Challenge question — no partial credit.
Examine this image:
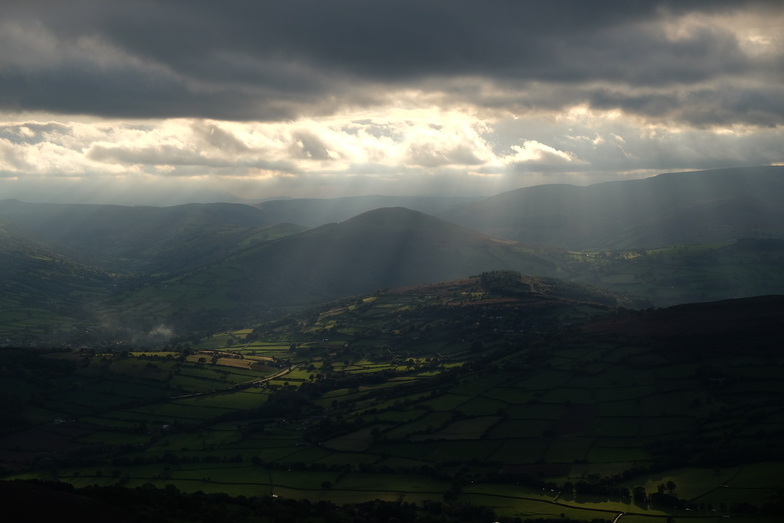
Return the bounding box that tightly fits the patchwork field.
[2,279,783,521]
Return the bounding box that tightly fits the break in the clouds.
[0,0,782,201]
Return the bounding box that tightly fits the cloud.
[290,131,334,161]
[0,1,782,200]
[191,121,250,154]
[0,1,780,127]
[0,138,33,171]
[88,143,235,168]
[408,142,485,168]
[507,141,583,166]
[1,104,781,202]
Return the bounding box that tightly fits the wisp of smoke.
[148,325,174,339]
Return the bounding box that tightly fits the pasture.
[3,279,783,522]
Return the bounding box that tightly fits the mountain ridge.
[92,207,572,334]
[255,195,482,227]
[0,200,296,273]
[438,166,784,249]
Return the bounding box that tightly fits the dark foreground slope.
[441,166,784,250]
[0,481,133,523]
[584,294,784,352]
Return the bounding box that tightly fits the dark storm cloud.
[0,55,330,121]
[1,0,782,125]
[586,85,784,128]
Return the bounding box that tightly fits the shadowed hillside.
[109,208,569,328]
[584,294,784,352]
[0,219,114,334]
[256,195,480,227]
[199,207,565,303]
[0,200,300,273]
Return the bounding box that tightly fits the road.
[169,365,297,401]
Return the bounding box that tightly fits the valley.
[1,167,783,522]
[2,279,782,521]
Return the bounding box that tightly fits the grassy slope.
[0,212,307,340]
[3,287,782,520]
[107,234,784,332]
[564,239,784,306]
[0,220,114,337]
[29,222,784,340]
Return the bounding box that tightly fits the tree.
[633,486,647,503]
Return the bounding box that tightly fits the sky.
[0,0,783,203]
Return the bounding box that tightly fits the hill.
[0,202,307,343]
[0,219,115,339]
[15,207,784,341]
[3,200,783,343]
[584,294,784,351]
[0,200,297,274]
[562,238,784,306]
[106,208,572,330]
[440,166,784,250]
[256,195,480,227]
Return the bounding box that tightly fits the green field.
[2,276,784,522]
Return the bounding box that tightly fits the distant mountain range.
[5,166,781,264]
[439,166,784,249]
[1,166,783,341]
